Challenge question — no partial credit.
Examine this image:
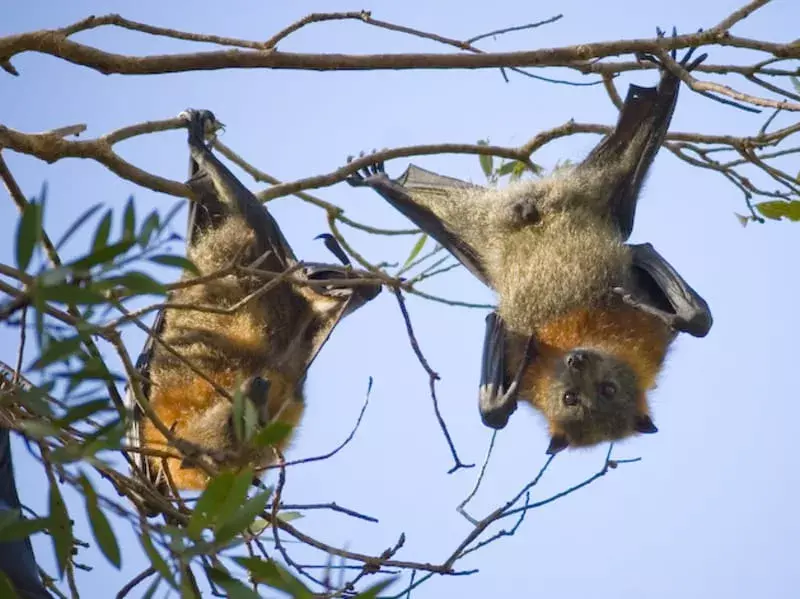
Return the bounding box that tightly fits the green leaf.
[353,577,397,598]
[791,76,800,94]
[149,254,200,276]
[205,567,262,599]
[734,212,750,227]
[55,203,103,251]
[235,557,312,598]
[141,576,161,599]
[139,531,174,587]
[48,480,72,577]
[80,476,121,568]
[105,271,165,295]
[232,388,259,444]
[0,571,21,599]
[755,200,800,222]
[122,196,136,241]
[212,469,258,540]
[277,511,304,523]
[253,421,293,448]
[479,153,493,179]
[403,234,428,268]
[31,335,83,369]
[15,200,40,272]
[187,470,237,538]
[139,211,160,248]
[0,513,50,542]
[18,421,61,439]
[214,488,272,543]
[69,239,136,272]
[92,210,113,253]
[38,284,107,305]
[57,398,111,426]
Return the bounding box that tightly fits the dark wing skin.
[619,242,712,337]
[183,110,296,270]
[0,364,52,598]
[579,48,706,241]
[479,312,537,429]
[347,162,490,287]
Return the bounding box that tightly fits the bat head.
[542,347,656,454]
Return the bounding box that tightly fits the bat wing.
[625,242,712,337]
[284,264,381,376]
[479,312,536,429]
[580,56,689,241]
[123,307,167,495]
[349,163,491,287]
[183,109,296,271]
[0,365,53,598]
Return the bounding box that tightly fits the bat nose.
[566,350,589,371]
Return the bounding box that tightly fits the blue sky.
[1,1,798,597]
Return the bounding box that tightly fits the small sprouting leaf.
[232,389,259,445]
[138,211,160,248]
[214,488,272,543]
[791,76,800,93]
[48,480,72,577]
[205,567,262,599]
[122,196,136,241]
[755,200,800,222]
[403,234,428,268]
[252,421,293,448]
[149,254,200,275]
[15,200,40,272]
[80,476,121,568]
[56,203,103,251]
[479,154,493,179]
[235,557,312,598]
[353,578,397,598]
[734,212,750,227]
[277,511,304,523]
[92,210,113,253]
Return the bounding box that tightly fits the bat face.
[536,348,648,449]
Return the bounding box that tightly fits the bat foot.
[637,27,707,73]
[179,109,220,147]
[345,152,389,188]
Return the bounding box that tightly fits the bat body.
[348,48,711,453]
[126,110,380,496]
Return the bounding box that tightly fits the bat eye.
[562,390,579,407]
[599,381,617,400]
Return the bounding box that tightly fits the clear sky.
[1,1,798,597]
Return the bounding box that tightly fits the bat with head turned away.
[125,109,381,504]
[347,42,712,455]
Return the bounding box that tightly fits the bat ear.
[634,414,658,434]
[546,434,569,455]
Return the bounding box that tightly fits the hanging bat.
[125,109,381,499]
[346,45,712,454]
